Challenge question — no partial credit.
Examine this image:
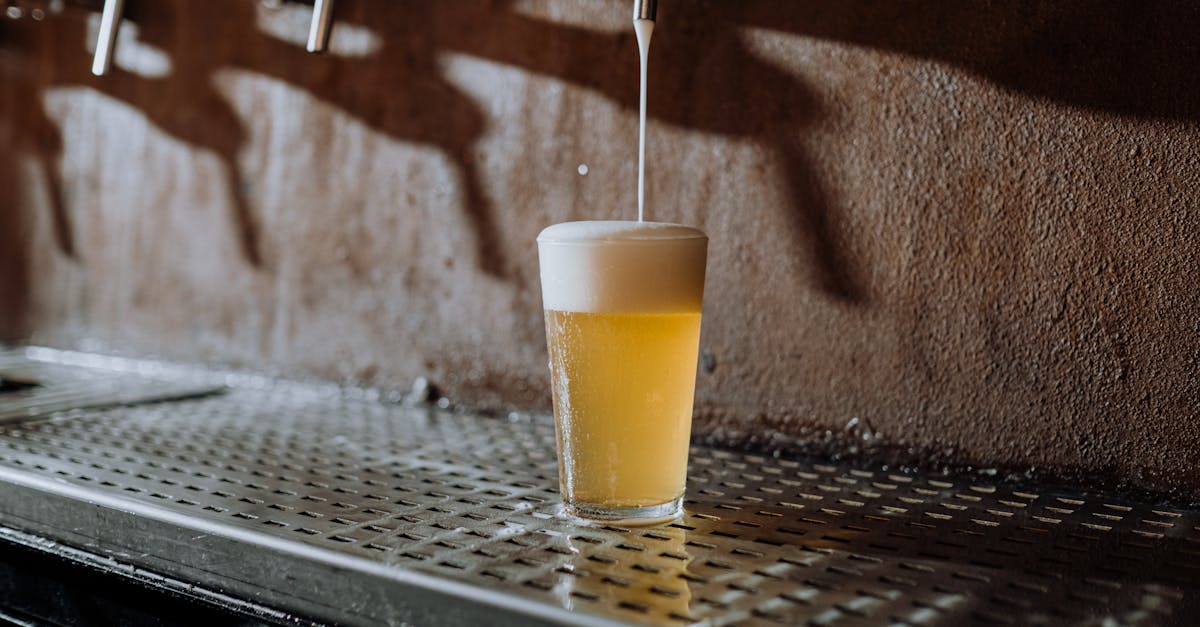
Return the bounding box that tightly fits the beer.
[546,310,701,508]
[538,221,707,524]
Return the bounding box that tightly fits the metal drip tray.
[0,348,221,423]
[0,351,1196,626]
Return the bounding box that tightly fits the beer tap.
[633,0,657,21]
[306,0,334,53]
[91,0,123,76]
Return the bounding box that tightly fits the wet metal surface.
[0,351,1196,625]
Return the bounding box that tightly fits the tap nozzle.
[633,0,657,22]
[91,0,124,76]
[306,0,335,53]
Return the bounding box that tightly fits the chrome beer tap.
[633,0,657,21]
[306,0,334,53]
[91,0,124,75]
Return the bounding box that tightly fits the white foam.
[538,221,707,313]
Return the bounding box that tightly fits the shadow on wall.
[734,0,1200,123]
[0,16,32,339]
[0,146,32,342]
[1,0,1198,306]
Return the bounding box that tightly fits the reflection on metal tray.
[0,348,222,423]
[0,352,1196,625]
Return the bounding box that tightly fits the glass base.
[563,496,683,527]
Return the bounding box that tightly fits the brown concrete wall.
[1,1,1198,496]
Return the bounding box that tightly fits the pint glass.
[537,221,707,524]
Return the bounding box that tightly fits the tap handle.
[306,0,335,53]
[91,0,124,76]
[633,0,657,21]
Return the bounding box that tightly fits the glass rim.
[537,220,707,244]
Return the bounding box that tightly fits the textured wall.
[1,1,1198,497]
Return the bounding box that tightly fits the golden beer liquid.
[545,309,702,508]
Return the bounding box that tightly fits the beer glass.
[538,221,707,525]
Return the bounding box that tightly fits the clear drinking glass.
[538,221,707,525]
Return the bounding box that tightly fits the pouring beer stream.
[634,0,656,222]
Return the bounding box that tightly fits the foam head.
[537,221,708,313]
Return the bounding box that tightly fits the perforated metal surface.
[0,353,1196,626]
